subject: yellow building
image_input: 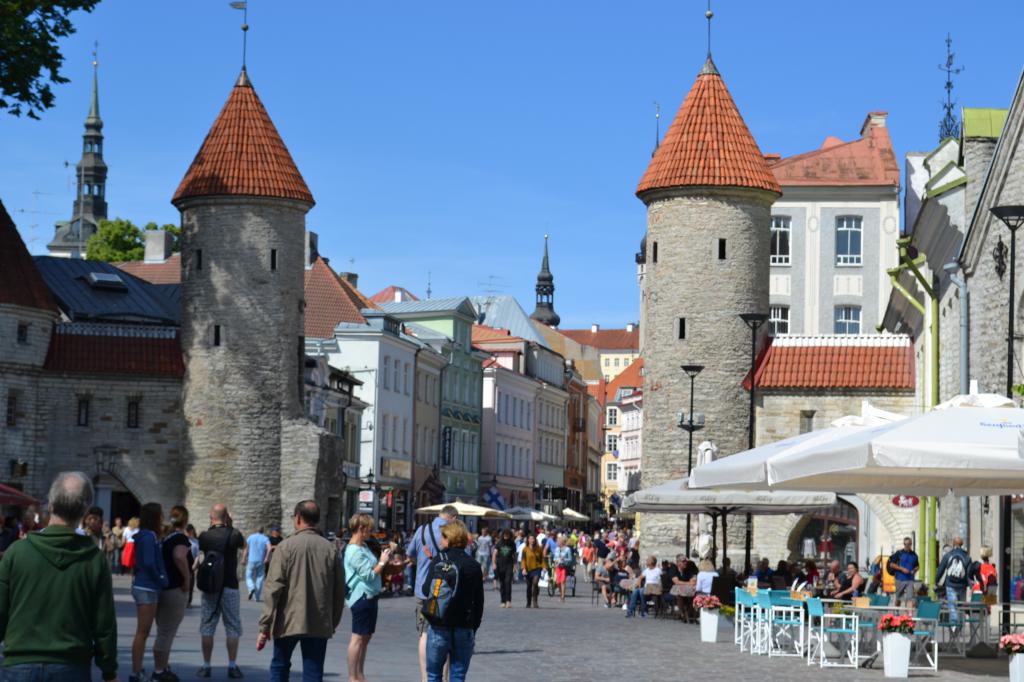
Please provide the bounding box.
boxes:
[600,358,643,517]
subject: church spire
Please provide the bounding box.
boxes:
[86,43,101,127]
[530,234,560,327]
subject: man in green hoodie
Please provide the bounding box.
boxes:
[0,471,119,682]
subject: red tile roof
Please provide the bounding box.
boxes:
[753,336,914,389]
[768,114,899,187]
[559,327,639,350]
[472,324,524,344]
[43,326,184,377]
[304,256,371,337]
[606,357,644,403]
[114,253,182,284]
[369,285,419,305]
[637,60,781,197]
[172,71,314,206]
[0,200,57,312]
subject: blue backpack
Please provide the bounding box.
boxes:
[422,551,460,625]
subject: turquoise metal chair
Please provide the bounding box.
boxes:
[911,599,940,671]
[767,590,804,657]
[805,597,859,668]
[869,593,890,606]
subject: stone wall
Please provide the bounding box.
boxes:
[279,418,343,532]
[639,187,775,561]
[179,196,309,534]
[757,390,917,444]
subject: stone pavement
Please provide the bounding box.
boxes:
[105,575,1007,681]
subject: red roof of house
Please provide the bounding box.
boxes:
[637,60,781,196]
[114,253,182,284]
[472,324,524,344]
[43,327,184,377]
[768,114,899,187]
[606,357,644,403]
[559,327,639,350]
[0,200,57,312]
[369,285,419,305]
[172,70,313,206]
[304,256,372,337]
[753,336,914,389]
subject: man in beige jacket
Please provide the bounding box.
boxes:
[257,500,345,680]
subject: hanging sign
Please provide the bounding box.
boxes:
[891,495,920,508]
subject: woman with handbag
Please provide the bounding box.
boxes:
[130,503,168,682]
[122,516,140,572]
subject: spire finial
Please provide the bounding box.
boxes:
[230,1,249,71]
[706,1,713,60]
[938,33,963,141]
[653,102,661,157]
[87,40,100,123]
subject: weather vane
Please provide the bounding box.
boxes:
[938,33,963,141]
[706,1,713,59]
[230,1,249,70]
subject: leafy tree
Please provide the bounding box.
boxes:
[0,1,101,119]
[85,218,180,262]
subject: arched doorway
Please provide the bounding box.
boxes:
[788,498,860,565]
[92,448,141,525]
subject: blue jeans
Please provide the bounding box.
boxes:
[2,664,90,681]
[246,561,266,600]
[628,588,647,615]
[270,636,327,682]
[426,626,475,682]
[945,584,967,624]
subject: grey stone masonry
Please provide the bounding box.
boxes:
[639,187,775,561]
[178,196,309,534]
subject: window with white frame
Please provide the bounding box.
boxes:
[606,462,618,481]
[394,359,401,392]
[834,306,861,334]
[835,215,863,266]
[769,306,790,336]
[606,434,618,453]
[770,215,791,265]
[380,413,388,450]
[382,357,390,390]
[606,407,618,426]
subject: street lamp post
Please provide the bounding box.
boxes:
[990,205,1024,633]
[739,312,768,575]
[679,364,704,558]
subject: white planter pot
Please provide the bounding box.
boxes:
[882,633,911,678]
[1011,654,1024,682]
[700,609,719,643]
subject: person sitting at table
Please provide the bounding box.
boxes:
[593,557,613,607]
[611,558,631,606]
[753,557,773,586]
[803,559,820,587]
[770,560,791,589]
[626,556,661,618]
[866,554,884,594]
[669,555,698,622]
[718,557,738,592]
[695,559,718,596]
[833,561,865,600]
[823,559,842,596]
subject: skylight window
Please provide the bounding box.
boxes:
[86,272,128,291]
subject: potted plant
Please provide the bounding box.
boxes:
[694,594,722,643]
[1000,633,1024,681]
[878,613,915,678]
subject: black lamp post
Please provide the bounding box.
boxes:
[739,312,768,575]
[679,364,704,558]
[990,205,1024,633]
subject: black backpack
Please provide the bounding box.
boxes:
[422,551,460,626]
[197,531,230,594]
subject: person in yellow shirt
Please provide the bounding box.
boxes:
[520,534,545,608]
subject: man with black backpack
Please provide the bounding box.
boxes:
[196,504,245,679]
[407,505,459,682]
[421,520,484,682]
[935,536,972,627]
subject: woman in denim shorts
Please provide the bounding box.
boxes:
[130,503,168,682]
[344,513,389,682]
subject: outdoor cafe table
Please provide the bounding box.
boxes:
[840,604,914,668]
[940,601,991,652]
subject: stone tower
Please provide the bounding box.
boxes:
[636,57,780,562]
[48,56,108,258]
[530,235,560,327]
[173,69,314,533]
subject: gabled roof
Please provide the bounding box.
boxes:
[34,257,180,325]
[606,357,644,403]
[304,256,369,338]
[472,323,524,344]
[43,324,184,377]
[753,335,914,390]
[114,253,182,284]
[471,296,550,348]
[768,113,899,188]
[637,59,780,196]
[172,70,313,206]
[0,200,57,312]
[558,327,639,351]
[370,285,419,304]
[380,296,477,320]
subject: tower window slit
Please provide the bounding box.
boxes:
[214,325,221,347]
[270,249,277,270]
[652,241,658,263]
[718,238,727,260]
[196,249,203,270]
[678,317,686,340]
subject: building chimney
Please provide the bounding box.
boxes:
[394,290,402,303]
[626,322,635,333]
[144,229,173,263]
[305,230,319,268]
[591,323,599,333]
[860,111,888,136]
[338,272,359,288]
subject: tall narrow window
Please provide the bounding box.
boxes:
[270,249,278,270]
[833,306,861,335]
[652,241,658,263]
[800,410,816,434]
[77,397,90,427]
[6,394,16,427]
[678,317,686,340]
[196,249,203,270]
[770,215,791,265]
[835,216,863,265]
[718,239,727,260]
[16,323,28,344]
[213,325,222,346]
[126,398,140,429]
[769,306,790,336]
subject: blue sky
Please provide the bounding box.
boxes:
[5,1,1024,329]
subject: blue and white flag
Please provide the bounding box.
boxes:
[483,485,506,511]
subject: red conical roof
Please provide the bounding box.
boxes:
[637,59,780,197]
[0,200,57,312]
[173,70,314,206]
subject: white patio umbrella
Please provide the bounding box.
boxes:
[415,500,512,519]
[503,506,558,522]
[561,508,589,521]
[759,406,1024,496]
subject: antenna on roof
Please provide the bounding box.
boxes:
[706,0,713,60]
[938,33,963,141]
[427,271,433,300]
[229,1,249,71]
[477,275,510,297]
[652,102,660,157]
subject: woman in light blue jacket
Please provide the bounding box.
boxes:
[344,513,390,682]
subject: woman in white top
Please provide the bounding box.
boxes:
[695,558,719,595]
[627,556,662,618]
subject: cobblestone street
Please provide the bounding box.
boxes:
[104,575,1008,681]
